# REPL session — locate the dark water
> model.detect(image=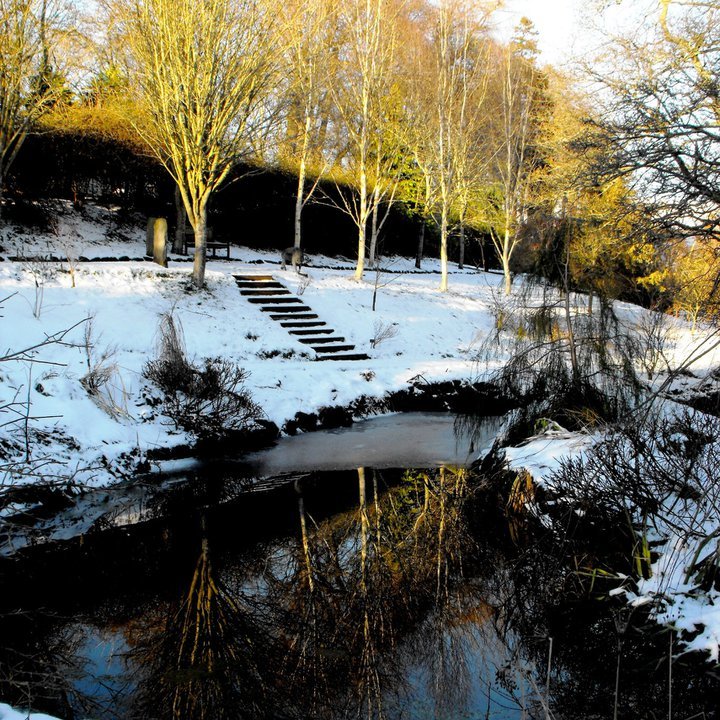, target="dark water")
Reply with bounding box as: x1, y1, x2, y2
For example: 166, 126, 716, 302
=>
0, 415, 718, 720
